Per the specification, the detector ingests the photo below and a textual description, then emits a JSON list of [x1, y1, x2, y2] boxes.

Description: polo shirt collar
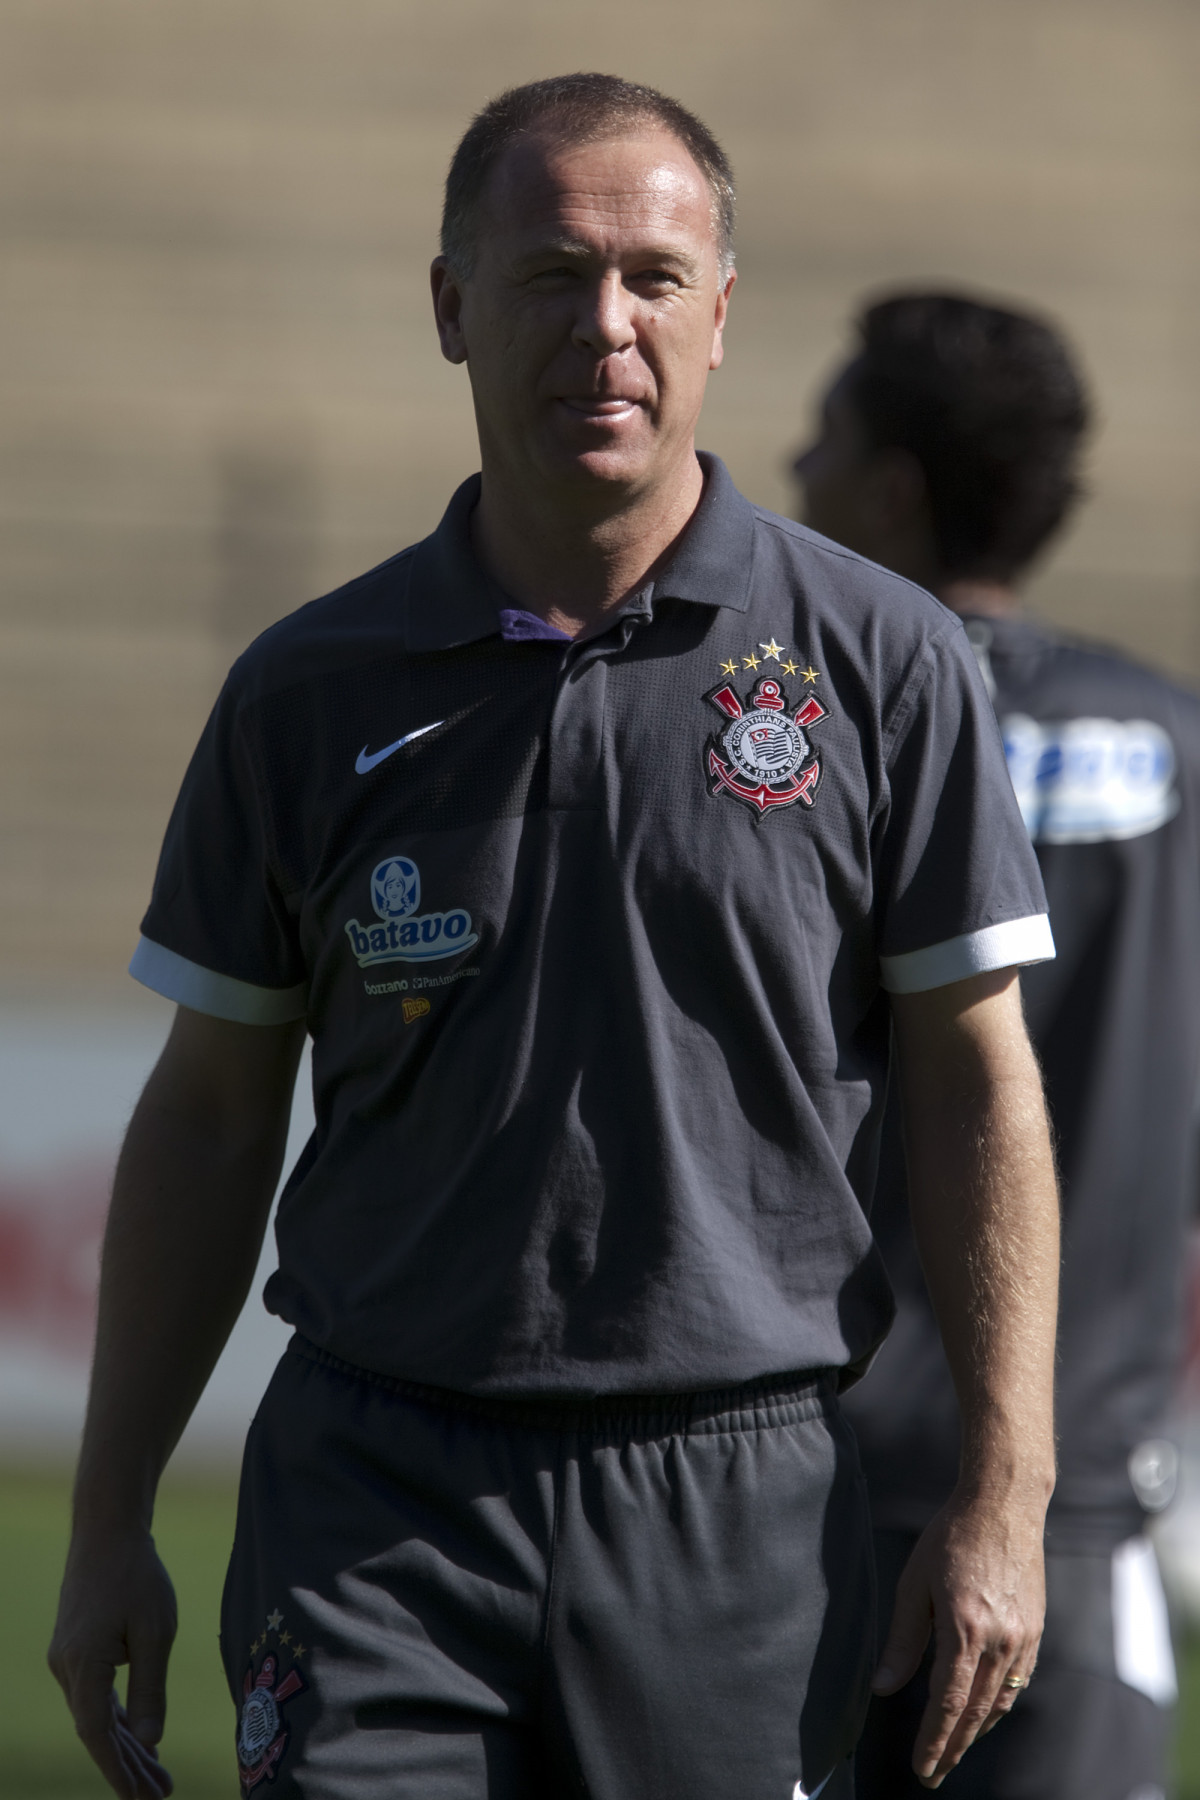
[[648, 453, 755, 615], [405, 474, 502, 653], [405, 452, 756, 653]]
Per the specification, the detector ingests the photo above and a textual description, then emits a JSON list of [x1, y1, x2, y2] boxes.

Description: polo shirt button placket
[[545, 617, 641, 812]]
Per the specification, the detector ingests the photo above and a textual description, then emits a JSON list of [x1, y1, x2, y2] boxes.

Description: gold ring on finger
[[1001, 1674, 1028, 1690]]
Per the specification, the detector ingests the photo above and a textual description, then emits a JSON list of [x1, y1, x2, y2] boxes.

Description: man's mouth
[[558, 397, 641, 419]]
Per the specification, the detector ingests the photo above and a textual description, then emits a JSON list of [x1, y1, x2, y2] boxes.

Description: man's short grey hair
[[441, 73, 736, 282]]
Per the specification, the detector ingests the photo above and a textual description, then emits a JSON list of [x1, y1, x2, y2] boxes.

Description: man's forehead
[[481, 127, 715, 246]]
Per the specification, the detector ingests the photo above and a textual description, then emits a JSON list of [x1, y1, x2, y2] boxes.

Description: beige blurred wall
[[2, 0, 1198, 985]]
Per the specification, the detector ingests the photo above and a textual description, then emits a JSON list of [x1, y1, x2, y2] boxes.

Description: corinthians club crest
[[704, 661, 827, 818], [237, 1649, 305, 1791]]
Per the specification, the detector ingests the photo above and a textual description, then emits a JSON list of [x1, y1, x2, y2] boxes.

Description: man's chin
[[533, 433, 669, 496]]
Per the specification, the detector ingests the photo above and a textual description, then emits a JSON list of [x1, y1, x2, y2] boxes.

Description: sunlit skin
[[431, 128, 735, 634]]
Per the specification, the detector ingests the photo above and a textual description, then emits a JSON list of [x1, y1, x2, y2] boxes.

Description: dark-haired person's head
[[431, 74, 737, 508], [793, 293, 1092, 609], [440, 73, 736, 283]]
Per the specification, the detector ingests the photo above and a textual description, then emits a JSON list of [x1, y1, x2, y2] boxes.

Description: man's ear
[[709, 268, 737, 371], [431, 257, 468, 365]]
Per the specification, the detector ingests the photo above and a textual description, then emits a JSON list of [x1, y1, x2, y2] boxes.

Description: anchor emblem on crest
[[704, 673, 827, 817]]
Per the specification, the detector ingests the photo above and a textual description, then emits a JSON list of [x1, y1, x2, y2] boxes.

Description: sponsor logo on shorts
[[704, 640, 827, 819], [344, 855, 478, 968], [237, 1611, 306, 1792]]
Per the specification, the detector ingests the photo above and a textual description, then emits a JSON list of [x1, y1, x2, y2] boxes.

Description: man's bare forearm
[[883, 968, 1059, 1786], [74, 1011, 305, 1531], [51, 1009, 304, 1798], [897, 974, 1059, 1502]]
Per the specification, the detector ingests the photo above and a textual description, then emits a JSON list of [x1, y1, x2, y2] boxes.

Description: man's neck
[[937, 577, 1022, 618], [470, 452, 706, 640]]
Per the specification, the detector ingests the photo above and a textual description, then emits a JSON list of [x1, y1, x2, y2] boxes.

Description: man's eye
[[633, 270, 681, 290], [528, 266, 578, 285]]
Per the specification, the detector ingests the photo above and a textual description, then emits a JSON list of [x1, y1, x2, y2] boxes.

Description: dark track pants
[[855, 1529, 1173, 1800], [220, 1336, 875, 1799]]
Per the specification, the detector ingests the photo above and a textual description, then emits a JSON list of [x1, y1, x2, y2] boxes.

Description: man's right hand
[[49, 1527, 178, 1799]]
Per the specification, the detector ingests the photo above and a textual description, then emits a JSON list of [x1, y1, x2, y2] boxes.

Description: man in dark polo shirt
[[795, 291, 1200, 1800], [51, 82, 1060, 1800]]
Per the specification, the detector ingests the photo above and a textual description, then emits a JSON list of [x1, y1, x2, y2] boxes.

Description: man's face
[[791, 367, 879, 554], [432, 127, 735, 499]]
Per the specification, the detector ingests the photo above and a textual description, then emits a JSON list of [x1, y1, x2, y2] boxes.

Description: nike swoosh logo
[[355, 720, 444, 774]]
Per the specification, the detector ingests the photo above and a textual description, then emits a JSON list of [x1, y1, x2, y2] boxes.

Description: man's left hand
[[871, 1490, 1044, 1788]]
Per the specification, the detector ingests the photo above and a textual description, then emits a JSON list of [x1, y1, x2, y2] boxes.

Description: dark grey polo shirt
[[131, 456, 1051, 1397]]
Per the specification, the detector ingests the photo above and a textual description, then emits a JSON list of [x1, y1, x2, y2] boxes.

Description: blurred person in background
[[47, 79, 1063, 1800], [795, 291, 1200, 1800]]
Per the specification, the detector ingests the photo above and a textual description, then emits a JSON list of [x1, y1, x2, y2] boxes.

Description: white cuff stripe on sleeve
[[129, 936, 308, 1025], [879, 913, 1055, 995]]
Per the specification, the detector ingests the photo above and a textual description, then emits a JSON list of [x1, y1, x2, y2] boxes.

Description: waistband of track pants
[[287, 1333, 836, 1437]]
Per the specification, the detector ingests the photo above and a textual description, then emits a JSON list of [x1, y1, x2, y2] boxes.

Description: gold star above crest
[[719, 658, 738, 677], [250, 1636, 263, 1656], [293, 1644, 307, 1660], [280, 1630, 292, 1647], [266, 1609, 283, 1631], [781, 658, 800, 677], [759, 638, 786, 662], [742, 651, 761, 671], [801, 666, 820, 684]]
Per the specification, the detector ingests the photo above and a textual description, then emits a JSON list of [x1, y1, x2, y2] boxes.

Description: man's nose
[[572, 273, 637, 356]]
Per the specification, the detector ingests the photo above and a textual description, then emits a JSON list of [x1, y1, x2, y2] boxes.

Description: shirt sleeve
[[130, 678, 308, 1024], [876, 622, 1053, 994]]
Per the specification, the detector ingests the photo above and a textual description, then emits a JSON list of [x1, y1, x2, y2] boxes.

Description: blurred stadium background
[[1, 1, 1198, 1792]]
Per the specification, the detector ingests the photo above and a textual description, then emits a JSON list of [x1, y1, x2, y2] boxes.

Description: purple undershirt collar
[[497, 607, 572, 644]]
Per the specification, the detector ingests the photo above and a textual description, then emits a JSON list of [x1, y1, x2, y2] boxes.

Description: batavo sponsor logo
[[344, 855, 478, 968]]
